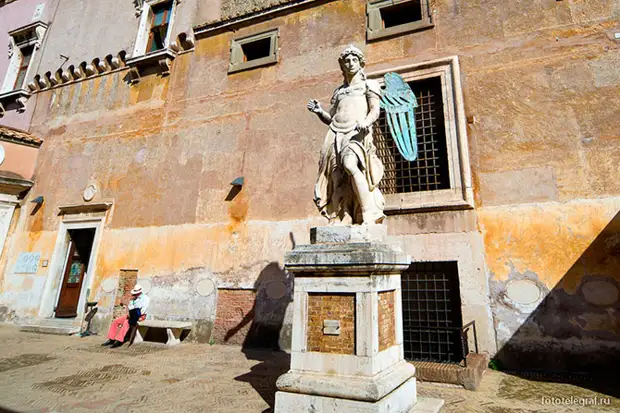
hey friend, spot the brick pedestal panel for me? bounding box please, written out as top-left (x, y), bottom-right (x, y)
top-left (307, 293), bottom-right (355, 355)
top-left (378, 290), bottom-right (396, 351)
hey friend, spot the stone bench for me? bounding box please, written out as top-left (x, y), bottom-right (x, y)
top-left (132, 320), bottom-right (192, 346)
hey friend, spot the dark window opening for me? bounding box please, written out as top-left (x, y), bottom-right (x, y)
top-left (147, 2), bottom-right (172, 53)
top-left (374, 76), bottom-right (450, 194)
top-left (14, 45), bottom-right (34, 89)
top-left (401, 261), bottom-right (463, 364)
top-left (380, 1), bottom-right (422, 29)
top-left (241, 37), bottom-right (272, 62)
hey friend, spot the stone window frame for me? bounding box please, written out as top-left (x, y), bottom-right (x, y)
top-left (228, 28), bottom-right (279, 74)
top-left (368, 56), bottom-right (474, 213)
top-left (366, 0), bottom-right (434, 41)
top-left (1, 21), bottom-right (48, 94)
top-left (132, 0), bottom-right (178, 59)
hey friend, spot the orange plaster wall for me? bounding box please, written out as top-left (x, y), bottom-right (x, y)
top-left (0, 141), bottom-right (39, 180)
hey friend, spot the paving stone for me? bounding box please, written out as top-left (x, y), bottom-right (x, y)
top-left (0, 324), bottom-right (618, 413)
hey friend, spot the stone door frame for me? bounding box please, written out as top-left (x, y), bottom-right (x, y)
top-left (38, 215), bottom-right (105, 319)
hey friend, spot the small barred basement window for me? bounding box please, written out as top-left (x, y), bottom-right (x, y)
top-left (401, 261), bottom-right (463, 364)
top-left (229, 29), bottom-right (279, 74)
top-left (367, 0), bottom-right (433, 41)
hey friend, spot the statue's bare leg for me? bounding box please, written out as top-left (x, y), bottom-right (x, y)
top-left (342, 154), bottom-right (382, 224)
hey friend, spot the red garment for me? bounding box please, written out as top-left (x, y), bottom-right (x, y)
top-left (107, 316), bottom-right (130, 341)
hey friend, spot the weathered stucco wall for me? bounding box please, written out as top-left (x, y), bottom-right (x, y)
top-left (0, 0), bottom-right (619, 365)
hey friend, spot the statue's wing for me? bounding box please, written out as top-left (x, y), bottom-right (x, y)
top-left (380, 73), bottom-right (419, 162)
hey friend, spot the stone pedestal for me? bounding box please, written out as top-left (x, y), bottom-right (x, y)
top-left (275, 225), bottom-right (443, 413)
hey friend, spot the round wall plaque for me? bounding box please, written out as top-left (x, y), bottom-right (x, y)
top-left (505, 279), bottom-right (541, 305)
top-left (582, 280), bottom-right (619, 306)
top-left (83, 184), bottom-right (97, 202)
top-left (196, 279), bottom-right (215, 297)
top-left (138, 279), bottom-right (153, 294)
top-left (101, 278), bottom-right (117, 293)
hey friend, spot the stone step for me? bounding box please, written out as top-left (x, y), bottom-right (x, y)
top-left (412, 353), bottom-right (489, 391)
top-left (18, 319), bottom-right (81, 335)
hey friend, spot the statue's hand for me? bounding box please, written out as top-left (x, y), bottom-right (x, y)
top-left (307, 99), bottom-right (323, 114)
top-left (355, 121), bottom-right (370, 134)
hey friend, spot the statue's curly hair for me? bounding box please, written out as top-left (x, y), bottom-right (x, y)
top-left (338, 45), bottom-right (366, 69)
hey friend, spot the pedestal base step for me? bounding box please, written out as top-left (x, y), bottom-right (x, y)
top-left (276, 378), bottom-right (442, 413)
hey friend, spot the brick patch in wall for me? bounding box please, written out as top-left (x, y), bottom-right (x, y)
top-left (307, 293), bottom-right (355, 355)
top-left (112, 270), bottom-right (138, 319)
top-left (212, 289), bottom-right (256, 345)
top-left (378, 290), bottom-right (396, 351)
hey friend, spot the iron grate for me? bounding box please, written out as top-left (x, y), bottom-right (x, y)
top-left (401, 261), bottom-right (463, 364)
top-left (374, 76), bottom-right (450, 194)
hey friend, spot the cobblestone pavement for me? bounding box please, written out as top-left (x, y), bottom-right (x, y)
top-left (0, 324), bottom-right (618, 413)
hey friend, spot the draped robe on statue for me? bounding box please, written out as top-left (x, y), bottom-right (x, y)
top-left (314, 79), bottom-right (385, 224)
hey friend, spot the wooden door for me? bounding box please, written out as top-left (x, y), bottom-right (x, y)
top-left (55, 241), bottom-right (87, 318)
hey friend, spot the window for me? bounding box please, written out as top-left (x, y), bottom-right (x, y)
top-left (375, 76), bottom-right (450, 194)
top-left (147, 1), bottom-right (172, 53)
top-left (401, 261), bottom-right (463, 363)
top-left (367, 0), bottom-right (433, 41)
top-left (229, 29), bottom-right (279, 74)
top-left (13, 46), bottom-right (34, 90)
top-left (0, 21), bottom-right (47, 114)
top-left (369, 57), bottom-right (474, 212)
top-left (132, 0), bottom-right (177, 58)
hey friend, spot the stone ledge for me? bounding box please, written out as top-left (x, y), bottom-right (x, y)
top-left (311, 225), bottom-right (387, 244)
top-left (275, 377), bottom-right (421, 413)
top-left (277, 360), bottom-right (415, 402)
top-left (285, 242), bottom-right (410, 274)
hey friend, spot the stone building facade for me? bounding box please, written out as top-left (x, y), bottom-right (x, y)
top-left (0, 0), bottom-right (619, 374)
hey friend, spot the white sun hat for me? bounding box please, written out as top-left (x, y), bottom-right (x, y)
top-left (130, 285), bottom-right (143, 295)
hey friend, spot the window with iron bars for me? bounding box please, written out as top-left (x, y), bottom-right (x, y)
top-left (401, 261), bottom-right (463, 364)
top-left (374, 76), bottom-right (450, 195)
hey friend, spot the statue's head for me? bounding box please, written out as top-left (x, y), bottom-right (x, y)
top-left (338, 45), bottom-right (365, 77)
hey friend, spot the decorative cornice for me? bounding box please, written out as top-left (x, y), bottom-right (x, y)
top-left (194, 0), bottom-right (335, 36)
top-left (58, 202), bottom-right (113, 215)
top-left (26, 28), bottom-right (195, 92)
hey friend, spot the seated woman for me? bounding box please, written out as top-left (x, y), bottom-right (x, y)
top-left (102, 285), bottom-right (150, 348)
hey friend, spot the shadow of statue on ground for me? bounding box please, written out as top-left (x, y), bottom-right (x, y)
top-left (234, 349), bottom-right (290, 413)
top-left (493, 211), bottom-right (620, 398)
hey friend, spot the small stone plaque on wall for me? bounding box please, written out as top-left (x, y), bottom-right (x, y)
top-left (14, 252), bottom-right (41, 274)
top-left (323, 320), bottom-right (340, 336)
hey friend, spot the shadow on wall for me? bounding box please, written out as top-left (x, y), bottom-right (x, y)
top-left (222, 262), bottom-right (293, 350)
top-left (493, 211), bottom-right (620, 397)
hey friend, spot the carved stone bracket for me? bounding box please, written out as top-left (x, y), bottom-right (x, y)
top-left (124, 48), bottom-right (177, 83)
top-left (0, 89), bottom-right (31, 116)
top-left (134, 0), bottom-right (144, 16)
top-left (15, 96), bottom-right (27, 113)
top-left (127, 67), bottom-right (141, 84)
top-left (158, 57), bottom-right (173, 75)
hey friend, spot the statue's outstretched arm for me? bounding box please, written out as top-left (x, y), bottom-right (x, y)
top-left (307, 99), bottom-right (332, 125)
